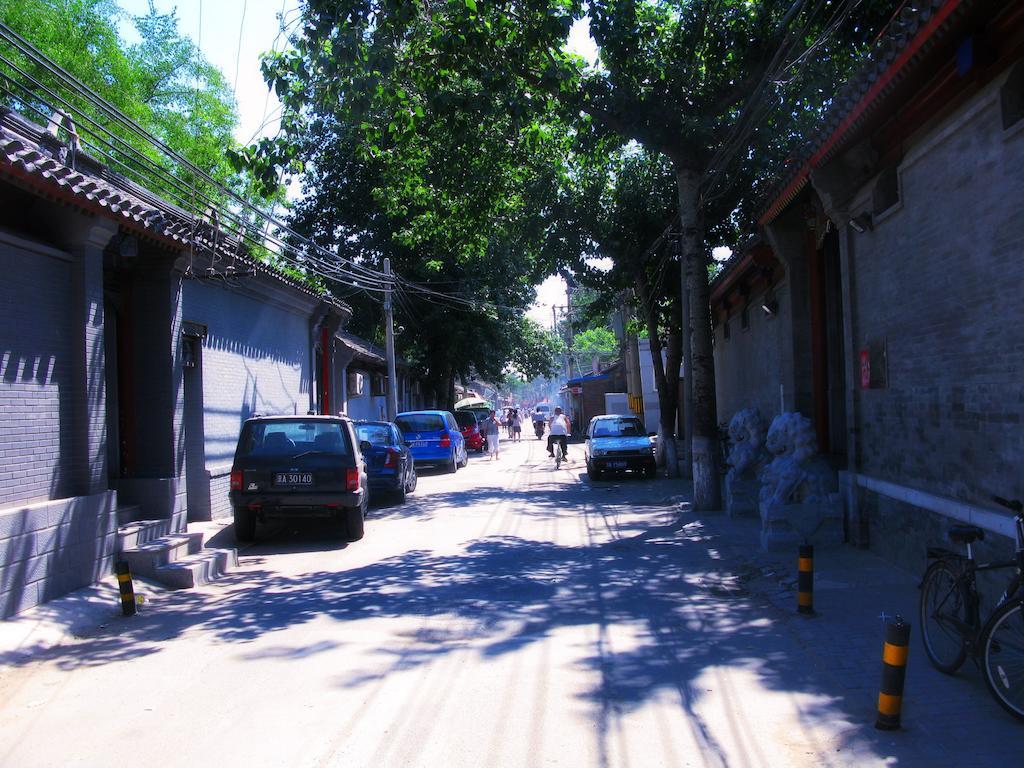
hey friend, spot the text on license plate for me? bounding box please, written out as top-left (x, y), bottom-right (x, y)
top-left (409, 440), bottom-right (428, 446)
top-left (607, 461), bottom-right (628, 469)
top-left (274, 472), bottom-right (313, 485)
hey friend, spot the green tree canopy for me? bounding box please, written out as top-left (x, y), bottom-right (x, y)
top-left (259, 0), bottom-right (894, 501)
top-left (0, 0), bottom-right (268, 210)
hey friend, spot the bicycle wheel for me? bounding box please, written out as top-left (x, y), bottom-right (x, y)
top-left (919, 560), bottom-right (969, 673)
top-left (981, 599), bottom-right (1024, 721)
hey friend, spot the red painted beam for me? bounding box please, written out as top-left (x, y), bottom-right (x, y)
top-left (759, 0), bottom-right (969, 226)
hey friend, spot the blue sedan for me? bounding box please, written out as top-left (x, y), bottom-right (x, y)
top-left (355, 421), bottom-right (417, 503)
top-left (394, 410), bottom-right (468, 473)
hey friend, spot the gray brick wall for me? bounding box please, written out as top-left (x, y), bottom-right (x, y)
top-left (0, 491), bottom-right (117, 618)
top-left (0, 231), bottom-right (75, 507)
top-left (850, 79), bottom-right (1024, 513)
top-left (181, 280), bottom-right (315, 519)
top-left (714, 278), bottom-right (792, 427)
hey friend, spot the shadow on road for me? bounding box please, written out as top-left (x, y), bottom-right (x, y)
top-left (0, 495), bottom-right (896, 762)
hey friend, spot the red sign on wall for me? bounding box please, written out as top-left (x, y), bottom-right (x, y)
top-left (859, 348), bottom-right (871, 389)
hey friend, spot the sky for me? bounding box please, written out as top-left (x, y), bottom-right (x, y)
top-left (116, 0), bottom-right (301, 145)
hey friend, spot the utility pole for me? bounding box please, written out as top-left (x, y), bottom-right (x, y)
top-left (564, 275), bottom-right (575, 380)
top-left (384, 257), bottom-right (399, 421)
top-left (553, 304), bottom-right (569, 382)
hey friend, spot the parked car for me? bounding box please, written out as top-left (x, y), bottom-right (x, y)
top-left (394, 410), bottom-right (468, 472)
top-left (355, 420), bottom-right (417, 503)
top-left (229, 415), bottom-right (368, 542)
top-left (454, 410), bottom-right (486, 453)
top-left (584, 414), bottom-right (657, 480)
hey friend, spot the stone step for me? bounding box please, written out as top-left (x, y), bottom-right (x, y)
top-left (116, 519), bottom-right (174, 552)
top-left (116, 504), bottom-right (146, 526)
top-left (153, 548), bottom-right (238, 589)
top-left (119, 532), bottom-right (204, 579)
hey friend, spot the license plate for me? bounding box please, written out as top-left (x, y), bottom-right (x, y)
top-left (607, 461), bottom-right (627, 469)
top-left (274, 472), bottom-right (313, 486)
top-left (409, 440), bottom-right (428, 446)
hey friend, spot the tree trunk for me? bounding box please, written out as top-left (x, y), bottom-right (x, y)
top-left (635, 272), bottom-right (679, 478)
top-left (445, 364), bottom-right (457, 411)
top-left (676, 167), bottom-right (721, 510)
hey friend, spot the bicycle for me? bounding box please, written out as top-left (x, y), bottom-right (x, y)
top-left (918, 494), bottom-right (1024, 720)
top-left (553, 439), bottom-right (566, 470)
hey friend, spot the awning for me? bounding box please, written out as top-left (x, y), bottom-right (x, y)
top-left (455, 396), bottom-right (492, 410)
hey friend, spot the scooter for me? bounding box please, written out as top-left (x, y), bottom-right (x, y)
top-left (533, 420), bottom-right (545, 440)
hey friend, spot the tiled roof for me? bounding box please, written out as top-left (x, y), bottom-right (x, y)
top-left (0, 108), bottom-right (348, 312)
top-left (338, 331), bottom-right (386, 364)
top-left (758, 0), bottom-right (971, 224)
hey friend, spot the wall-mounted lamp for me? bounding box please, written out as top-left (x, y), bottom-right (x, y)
top-left (761, 298), bottom-right (779, 317)
top-left (849, 212), bottom-right (874, 233)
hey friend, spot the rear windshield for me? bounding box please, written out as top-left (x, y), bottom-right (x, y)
top-left (237, 420), bottom-right (352, 458)
top-left (454, 412), bottom-right (478, 428)
top-left (395, 414), bottom-right (445, 433)
top-left (356, 424), bottom-right (395, 446)
top-left (591, 418), bottom-right (646, 438)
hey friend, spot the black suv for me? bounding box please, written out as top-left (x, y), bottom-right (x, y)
top-left (229, 415), bottom-right (368, 542)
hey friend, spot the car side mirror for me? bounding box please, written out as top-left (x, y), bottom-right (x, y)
top-left (359, 440), bottom-right (372, 453)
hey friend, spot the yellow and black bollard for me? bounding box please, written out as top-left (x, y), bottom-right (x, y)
top-left (797, 544), bottom-right (814, 615)
top-left (116, 561), bottom-right (137, 617)
top-left (875, 615), bottom-right (911, 730)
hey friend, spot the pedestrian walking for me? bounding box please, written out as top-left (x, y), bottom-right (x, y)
top-left (512, 410), bottom-right (522, 442)
top-left (482, 410), bottom-right (500, 460)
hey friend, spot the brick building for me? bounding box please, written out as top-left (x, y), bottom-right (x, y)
top-left (712, 0), bottom-right (1024, 573)
top-left (0, 106), bottom-right (422, 617)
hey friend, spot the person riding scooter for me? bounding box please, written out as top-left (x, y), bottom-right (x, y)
top-left (532, 407), bottom-right (546, 439)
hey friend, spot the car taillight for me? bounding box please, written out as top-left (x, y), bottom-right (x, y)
top-left (439, 434), bottom-right (451, 448)
top-left (345, 467), bottom-right (360, 492)
top-left (384, 449), bottom-right (399, 468)
top-left (230, 470), bottom-right (242, 491)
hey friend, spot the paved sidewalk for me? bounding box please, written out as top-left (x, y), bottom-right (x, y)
top-left (688, 507), bottom-right (1022, 766)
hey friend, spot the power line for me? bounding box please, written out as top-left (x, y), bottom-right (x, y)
top-left (0, 20), bottom-right (397, 292)
top-left (0, 19), bottom-right (515, 315)
top-left (232, 0), bottom-right (248, 96)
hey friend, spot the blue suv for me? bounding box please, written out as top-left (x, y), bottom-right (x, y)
top-left (394, 410), bottom-right (468, 473)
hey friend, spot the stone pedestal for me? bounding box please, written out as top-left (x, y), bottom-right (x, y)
top-left (760, 493), bottom-right (844, 551)
top-left (726, 478), bottom-right (760, 517)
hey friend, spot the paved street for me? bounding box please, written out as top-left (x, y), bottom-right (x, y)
top-left (0, 437), bottom-right (1020, 768)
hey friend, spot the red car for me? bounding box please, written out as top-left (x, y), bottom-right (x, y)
top-left (454, 410), bottom-right (486, 453)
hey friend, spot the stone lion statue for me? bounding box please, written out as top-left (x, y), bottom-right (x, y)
top-left (726, 408), bottom-right (769, 482)
top-left (759, 412), bottom-right (836, 507)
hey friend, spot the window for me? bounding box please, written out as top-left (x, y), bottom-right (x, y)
top-left (238, 420), bottom-right (352, 458)
top-left (371, 373), bottom-right (387, 397)
top-left (591, 417), bottom-right (645, 438)
top-left (454, 411), bottom-right (478, 429)
top-left (395, 414), bottom-right (445, 433)
top-left (356, 424), bottom-right (394, 446)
